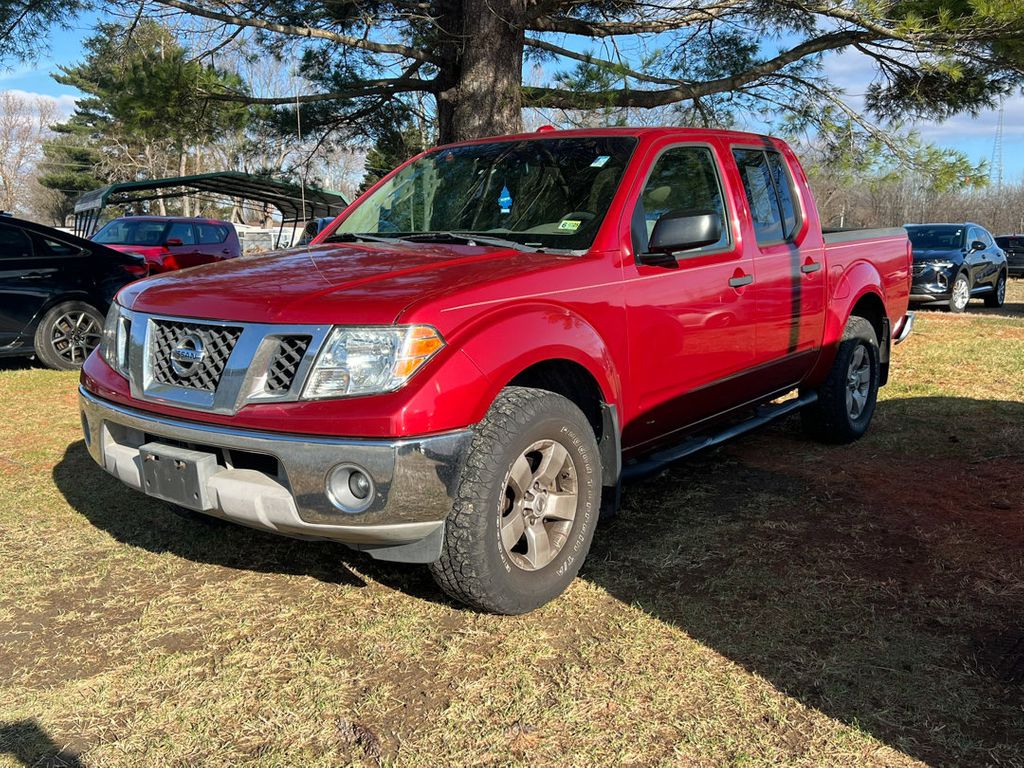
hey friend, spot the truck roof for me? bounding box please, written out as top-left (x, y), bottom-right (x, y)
top-left (438, 125), bottom-right (779, 149)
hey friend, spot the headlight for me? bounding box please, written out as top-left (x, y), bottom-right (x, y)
top-left (100, 302), bottom-right (130, 376)
top-left (303, 325), bottom-right (444, 399)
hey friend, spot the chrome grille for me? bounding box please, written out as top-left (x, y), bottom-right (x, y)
top-left (150, 320), bottom-right (242, 392)
top-left (265, 336), bottom-right (311, 393)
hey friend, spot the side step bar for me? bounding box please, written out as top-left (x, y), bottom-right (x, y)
top-left (621, 391), bottom-right (818, 482)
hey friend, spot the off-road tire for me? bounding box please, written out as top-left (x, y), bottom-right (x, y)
top-left (33, 301), bottom-right (105, 370)
top-left (984, 271), bottom-right (1007, 308)
top-left (949, 273), bottom-right (971, 313)
top-left (429, 387), bottom-right (602, 614)
top-left (801, 316), bottom-right (880, 444)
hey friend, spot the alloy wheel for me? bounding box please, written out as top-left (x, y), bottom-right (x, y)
top-left (499, 439), bottom-right (578, 571)
top-left (845, 344), bottom-right (871, 420)
top-left (51, 311), bottom-right (102, 365)
top-left (952, 277), bottom-right (970, 311)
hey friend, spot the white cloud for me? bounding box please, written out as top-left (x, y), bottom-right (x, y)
top-left (0, 88), bottom-right (78, 116)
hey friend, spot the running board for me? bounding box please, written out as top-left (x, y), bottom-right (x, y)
top-left (621, 392), bottom-right (818, 482)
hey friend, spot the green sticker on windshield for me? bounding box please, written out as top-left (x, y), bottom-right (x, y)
top-left (558, 219), bottom-right (581, 231)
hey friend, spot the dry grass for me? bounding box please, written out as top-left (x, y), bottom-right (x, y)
top-left (1, 282), bottom-right (1023, 767)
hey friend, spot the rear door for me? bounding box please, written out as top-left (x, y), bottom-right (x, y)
top-left (730, 145), bottom-right (825, 391)
top-left (0, 224), bottom-right (47, 345)
top-left (197, 222), bottom-right (236, 261)
top-left (621, 140), bottom-right (757, 450)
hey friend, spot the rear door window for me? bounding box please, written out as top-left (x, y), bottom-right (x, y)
top-left (732, 148), bottom-right (800, 244)
top-left (198, 224), bottom-right (229, 244)
top-left (0, 225), bottom-right (33, 259)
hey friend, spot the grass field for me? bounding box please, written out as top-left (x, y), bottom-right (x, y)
top-left (2, 283), bottom-right (1023, 767)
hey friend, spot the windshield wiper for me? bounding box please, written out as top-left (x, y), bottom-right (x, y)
top-left (322, 232), bottom-right (403, 245)
top-left (397, 231), bottom-right (548, 253)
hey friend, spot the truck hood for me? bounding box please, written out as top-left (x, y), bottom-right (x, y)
top-left (119, 240), bottom-right (559, 325)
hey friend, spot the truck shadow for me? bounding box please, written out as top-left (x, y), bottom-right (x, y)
top-left (0, 719), bottom-right (82, 767)
top-left (587, 395), bottom-right (1024, 766)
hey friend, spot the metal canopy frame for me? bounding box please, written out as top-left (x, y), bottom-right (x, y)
top-left (73, 171), bottom-right (348, 242)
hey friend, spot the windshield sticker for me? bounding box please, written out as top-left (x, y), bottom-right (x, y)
top-left (590, 155), bottom-right (611, 168)
top-left (498, 185), bottom-right (513, 214)
top-left (558, 219), bottom-right (582, 232)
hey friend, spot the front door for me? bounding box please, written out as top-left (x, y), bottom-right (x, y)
top-left (622, 141), bottom-right (757, 451)
top-left (0, 223), bottom-right (48, 347)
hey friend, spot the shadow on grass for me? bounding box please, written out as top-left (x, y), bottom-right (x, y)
top-left (51, 440), bottom-right (440, 601)
top-left (51, 396), bottom-right (1024, 765)
top-left (588, 395), bottom-right (1024, 766)
top-left (0, 719), bottom-right (82, 767)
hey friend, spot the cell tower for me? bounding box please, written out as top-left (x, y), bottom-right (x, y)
top-left (991, 102), bottom-right (1005, 189)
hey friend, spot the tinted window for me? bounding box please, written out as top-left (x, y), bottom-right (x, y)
top-left (978, 228), bottom-right (995, 248)
top-left (733, 149), bottom-right (785, 243)
top-left (0, 225), bottom-right (32, 259)
top-left (633, 146), bottom-right (729, 253)
top-left (94, 220), bottom-right (167, 246)
top-left (766, 152), bottom-right (798, 238)
top-left (166, 222), bottom-right (196, 245)
top-left (36, 236), bottom-right (84, 257)
top-left (197, 223), bottom-right (229, 244)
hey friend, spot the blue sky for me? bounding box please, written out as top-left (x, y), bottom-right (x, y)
top-left (5, 15), bottom-right (1021, 182)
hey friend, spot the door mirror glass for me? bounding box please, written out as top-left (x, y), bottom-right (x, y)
top-left (647, 209), bottom-right (723, 255)
top-left (165, 237), bottom-right (183, 247)
top-left (970, 240), bottom-right (986, 252)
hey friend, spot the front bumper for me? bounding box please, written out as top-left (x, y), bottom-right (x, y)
top-left (79, 386), bottom-right (473, 562)
top-left (910, 263), bottom-right (956, 303)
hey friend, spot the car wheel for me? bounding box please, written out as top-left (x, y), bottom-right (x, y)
top-left (429, 386), bottom-right (602, 614)
top-left (984, 271), bottom-right (1007, 308)
top-left (33, 301), bottom-right (105, 370)
top-left (949, 273), bottom-right (971, 313)
top-left (801, 316), bottom-right (880, 444)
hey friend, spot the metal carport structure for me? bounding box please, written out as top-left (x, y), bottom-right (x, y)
top-left (73, 171), bottom-right (348, 242)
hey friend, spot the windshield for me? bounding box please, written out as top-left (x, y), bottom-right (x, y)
top-left (332, 136), bottom-right (637, 250)
top-left (905, 225), bottom-right (964, 250)
top-left (94, 219), bottom-right (169, 246)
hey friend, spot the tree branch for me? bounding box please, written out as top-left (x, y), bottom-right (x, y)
top-left (529, 0), bottom-right (748, 36)
top-left (151, 0), bottom-right (437, 63)
top-left (202, 76), bottom-right (435, 105)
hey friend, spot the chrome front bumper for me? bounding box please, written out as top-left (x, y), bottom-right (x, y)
top-left (894, 311), bottom-right (915, 344)
top-left (79, 387), bottom-right (473, 562)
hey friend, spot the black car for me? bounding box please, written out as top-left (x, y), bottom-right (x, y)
top-left (994, 235), bottom-right (1024, 277)
top-left (0, 215), bottom-right (148, 369)
top-left (905, 223), bottom-right (1008, 312)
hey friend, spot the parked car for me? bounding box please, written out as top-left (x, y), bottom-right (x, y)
top-left (80, 127), bottom-right (913, 613)
top-left (91, 216), bottom-right (242, 273)
top-left (994, 235), bottom-right (1024, 277)
top-left (0, 215), bottom-right (148, 370)
top-left (906, 223), bottom-right (1008, 312)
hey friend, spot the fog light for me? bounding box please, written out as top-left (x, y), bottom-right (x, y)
top-left (326, 463), bottom-right (375, 513)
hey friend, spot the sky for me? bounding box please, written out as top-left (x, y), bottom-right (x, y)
top-left (4, 15), bottom-right (1022, 183)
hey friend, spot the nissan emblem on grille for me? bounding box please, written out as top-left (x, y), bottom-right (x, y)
top-left (170, 333), bottom-right (207, 377)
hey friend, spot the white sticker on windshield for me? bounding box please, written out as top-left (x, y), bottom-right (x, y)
top-left (558, 219), bottom-right (581, 231)
top-left (591, 155), bottom-right (610, 168)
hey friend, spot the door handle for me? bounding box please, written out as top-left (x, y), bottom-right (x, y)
top-left (729, 275), bottom-right (753, 288)
top-left (800, 261), bottom-right (822, 274)
top-left (20, 271), bottom-right (49, 280)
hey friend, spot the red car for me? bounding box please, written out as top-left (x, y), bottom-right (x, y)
top-left (80, 127), bottom-right (913, 613)
top-left (91, 216), bottom-right (241, 273)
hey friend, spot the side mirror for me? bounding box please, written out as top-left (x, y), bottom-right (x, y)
top-left (970, 240), bottom-right (986, 252)
top-left (165, 237), bottom-right (183, 247)
top-left (643, 209), bottom-right (723, 264)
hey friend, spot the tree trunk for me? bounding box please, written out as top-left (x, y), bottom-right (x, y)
top-left (437, 0), bottom-right (526, 144)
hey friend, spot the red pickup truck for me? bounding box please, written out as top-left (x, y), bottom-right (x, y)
top-left (80, 127), bottom-right (913, 614)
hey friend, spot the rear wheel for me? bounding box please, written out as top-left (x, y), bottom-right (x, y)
top-left (984, 271), bottom-right (1007, 308)
top-left (430, 387), bottom-right (602, 614)
top-left (33, 301), bottom-right (104, 370)
top-left (949, 273), bottom-right (971, 313)
top-left (801, 316), bottom-right (880, 444)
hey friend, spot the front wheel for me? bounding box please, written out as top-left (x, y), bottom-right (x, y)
top-left (33, 301), bottom-right (105, 370)
top-left (430, 387), bottom-right (602, 614)
top-left (949, 273), bottom-right (971, 313)
top-left (984, 271), bottom-right (1007, 308)
top-left (801, 316), bottom-right (880, 444)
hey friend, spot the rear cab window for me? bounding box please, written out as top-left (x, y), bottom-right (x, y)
top-left (732, 148), bottom-right (800, 245)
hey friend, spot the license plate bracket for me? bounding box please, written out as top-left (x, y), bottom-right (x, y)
top-left (139, 442), bottom-right (218, 511)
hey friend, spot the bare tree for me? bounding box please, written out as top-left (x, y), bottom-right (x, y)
top-left (0, 91), bottom-right (59, 214)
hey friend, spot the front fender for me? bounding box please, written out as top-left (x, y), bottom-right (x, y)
top-left (452, 302), bottom-right (623, 425)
